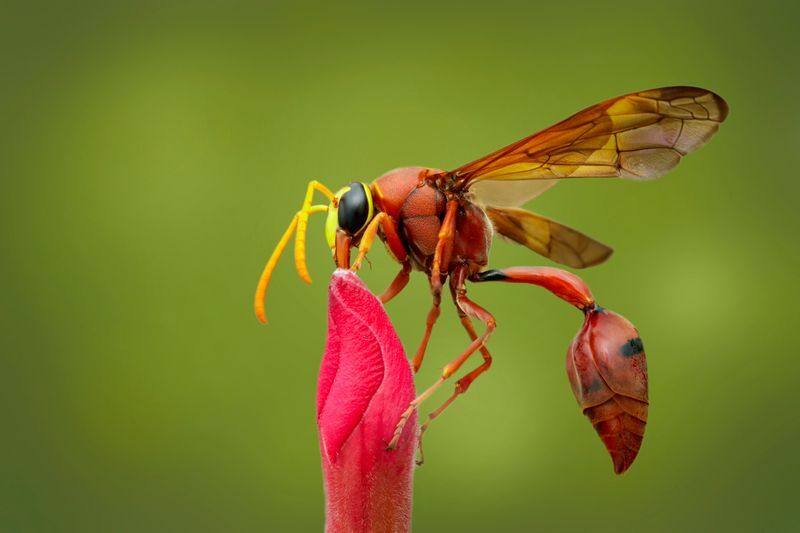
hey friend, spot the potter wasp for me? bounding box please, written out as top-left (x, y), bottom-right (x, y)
top-left (254, 86), bottom-right (728, 473)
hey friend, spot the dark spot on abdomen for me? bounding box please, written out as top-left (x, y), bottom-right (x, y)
top-left (620, 337), bottom-right (644, 357)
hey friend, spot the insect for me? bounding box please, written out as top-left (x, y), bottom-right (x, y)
top-left (254, 86), bottom-right (728, 473)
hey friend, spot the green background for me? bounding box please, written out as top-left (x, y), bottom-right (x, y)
top-left (2, 1), bottom-right (798, 531)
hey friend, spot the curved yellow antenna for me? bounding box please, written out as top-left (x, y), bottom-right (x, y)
top-left (255, 180), bottom-right (337, 323)
top-left (295, 181), bottom-right (335, 283)
top-left (253, 205), bottom-right (328, 324)
top-left (254, 215), bottom-right (299, 323)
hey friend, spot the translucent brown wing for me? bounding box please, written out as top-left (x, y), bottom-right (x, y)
top-left (485, 206), bottom-right (613, 268)
top-left (447, 87), bottom-right (728, 207)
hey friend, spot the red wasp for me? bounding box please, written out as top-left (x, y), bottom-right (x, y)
top-left (254, 86), bottom-right (728, 473)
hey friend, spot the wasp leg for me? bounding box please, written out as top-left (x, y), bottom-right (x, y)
top-left (351, 212), bottom-right (386, 272)
top-left (334, 230), bottom-right (352, 270)
top-left (415, 269), bottom-right (495, 464)
top-left (380, 261), bottom-right (412, 304)
top-left (411, 200), bottom-right (459, 373)
top-left (412, 283), bottom-right (441, 374)
top-left (376, 214), bottom-right (410, 304)
top-left (352, 212), bottom-right (413, 303)
top-left (254, 204), bottom-right (329, 323)
top-left (295, 180), bottom-right (336, 283)
top-left (471, 266), bottom-right (595, 310)
top-left (388, 264), bottom-right (496, 452)
top-left (430, 199), bottom-right (459, 294)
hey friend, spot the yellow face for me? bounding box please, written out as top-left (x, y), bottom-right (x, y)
top-left (325, 182), bottom-right (374, 250)
top-left (324, 193), bottom-right (340, 250)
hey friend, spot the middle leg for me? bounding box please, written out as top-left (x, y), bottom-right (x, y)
top-left (411, 199), bottom-right (459, 373)
top-left (412, 281), bottom-right (442, 373)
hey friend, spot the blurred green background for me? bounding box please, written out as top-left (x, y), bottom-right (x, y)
top-left (2, 0), bottom-right (798, 531)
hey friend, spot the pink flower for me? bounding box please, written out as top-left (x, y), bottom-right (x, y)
top-left (317, 270), bottom-right (417, 533)
top-left (566, 306), bottom-right (649, 474)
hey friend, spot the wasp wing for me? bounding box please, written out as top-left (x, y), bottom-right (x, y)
top-left (450, 87), bottom-right (728, 207)
top-left (485, 206), bottom-right (612, 269)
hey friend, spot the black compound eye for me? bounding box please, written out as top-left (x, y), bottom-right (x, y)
top-left (338, 183), bottom-right (370, 234)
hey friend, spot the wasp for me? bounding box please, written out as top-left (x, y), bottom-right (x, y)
top-left (254, 86), bottom-right (728, 471)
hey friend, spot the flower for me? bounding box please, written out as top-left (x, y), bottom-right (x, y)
top-left (566, 306), bottom-right (649, 474)
top-left (317, 270), bottom-right (417, 533)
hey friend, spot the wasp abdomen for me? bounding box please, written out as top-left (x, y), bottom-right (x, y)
top-left (566, 307), bottom-right (649, 474)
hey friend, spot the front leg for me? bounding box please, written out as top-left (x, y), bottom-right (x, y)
top-left (377, 214), bottom-right (411, 305)
top-left (379, 261), bottom-right (411, 304)
top-left (351, 212), bottom-right (386, 272)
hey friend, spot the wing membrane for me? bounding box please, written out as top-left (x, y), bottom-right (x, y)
top-left (452, 87), bottom-right (728, 207)
top-left (485, 206), bottom-right (613, 268)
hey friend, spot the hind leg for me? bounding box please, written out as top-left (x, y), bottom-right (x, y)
top-left (415, 267), bottom-right (495, 463)
top-left (415, 266), bottom-right (597, 457)
top-left (388, 264), bottom-right (495, 451)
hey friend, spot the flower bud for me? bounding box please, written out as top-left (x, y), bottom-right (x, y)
top-left (317, 270), bottom-right (417, 532)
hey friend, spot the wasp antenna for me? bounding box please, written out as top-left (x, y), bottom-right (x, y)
top-left (294, 216), bottom-right (313, 284)
top-left (254, 214), bottom-right (301, 323)
top-left (294, 181), bottom-right (334, 284)
top-left (256, 179), bottom-right (333, 324)
top-left (294, 204), bottom-right (329, 284)
top-left (294, 180), bottom-right (335, 283)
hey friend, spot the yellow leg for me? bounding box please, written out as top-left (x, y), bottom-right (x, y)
top-left (351, 212), bottom-right (386, 272)
top-left (254, 204), bottom-right (328, 323)
top-left (295, 181), bottom-right (335, 283)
